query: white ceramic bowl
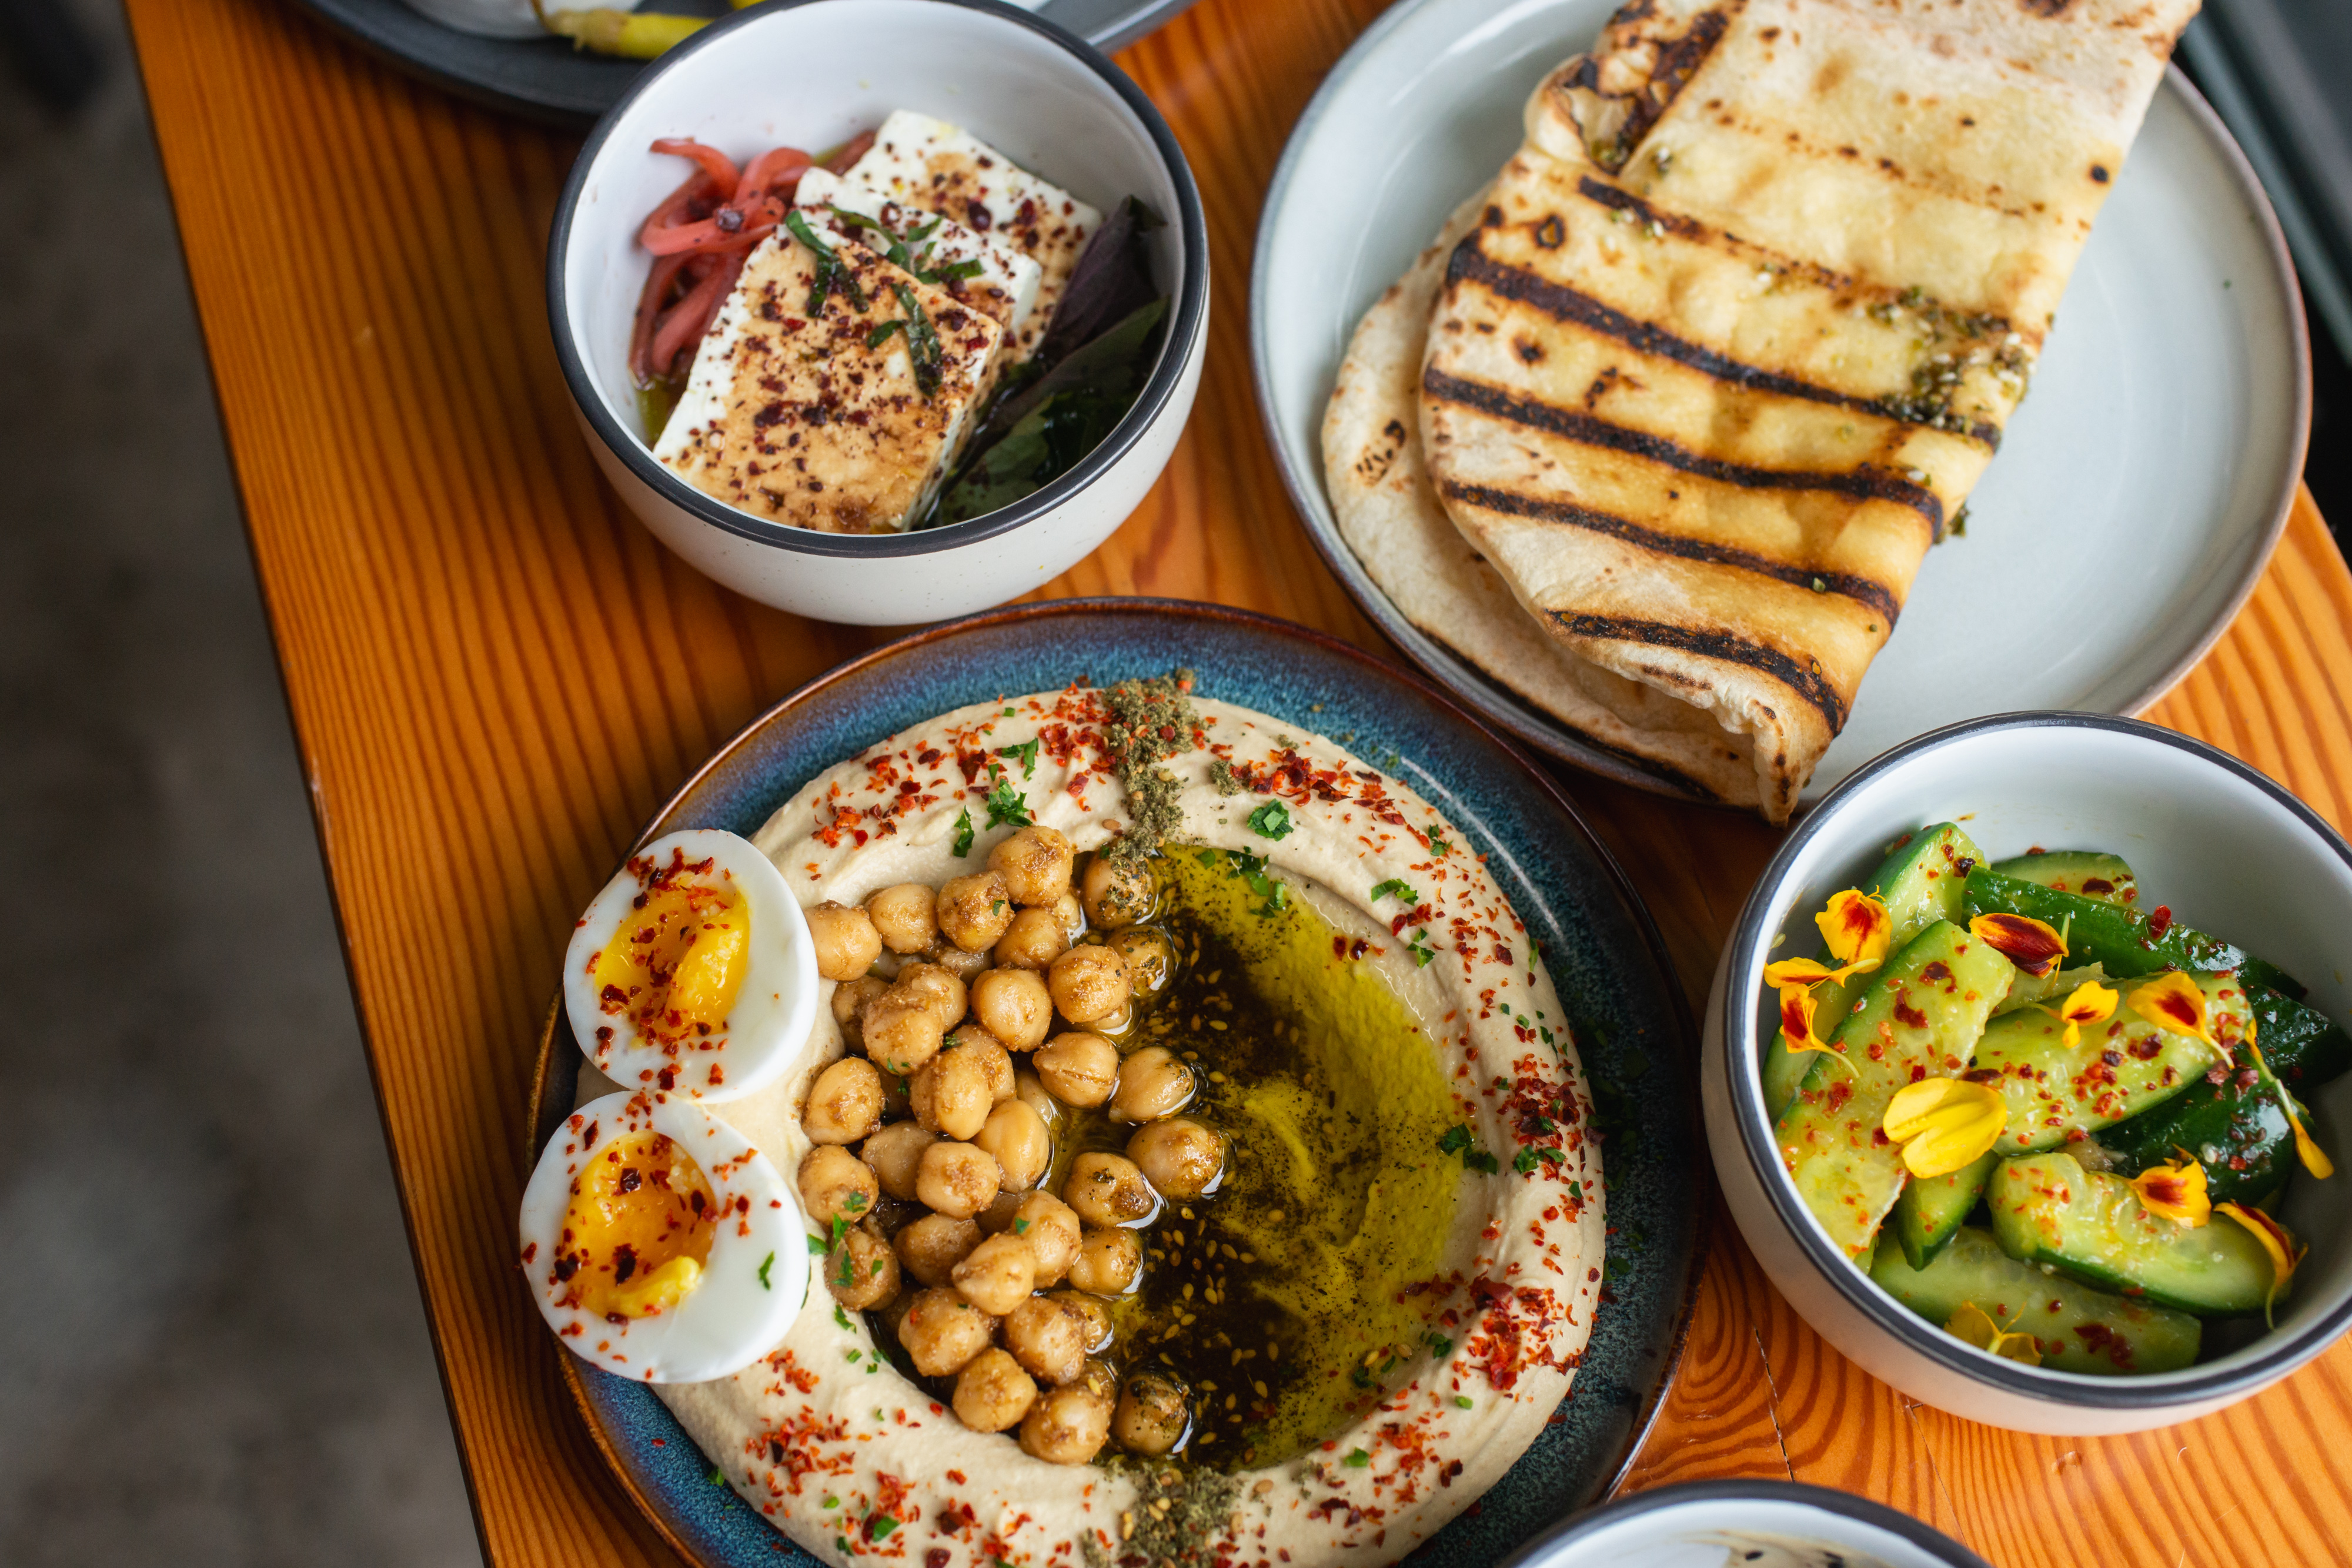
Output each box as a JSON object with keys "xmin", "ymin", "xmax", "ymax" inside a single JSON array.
[
  {"xmin": 548, "ymin": 0, "xmax": 1208, "ymax": 625},
  {"xmin": 1703, "ymin": 713, "xmax": 2352, "ymax": 1434},
  {"xmin": 1499, "ymin": 1480, "xmax": 1989, "ymax": 1568}
]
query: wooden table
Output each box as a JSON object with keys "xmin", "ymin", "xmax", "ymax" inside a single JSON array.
[{"xmin": 122, "ymin": 1, "xmax": 2352, "ymax": 1563}]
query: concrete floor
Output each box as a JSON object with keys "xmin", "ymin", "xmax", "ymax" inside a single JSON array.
[{"xmin": 0, "ymin": 4, "xmax": 482, "ymax": 1563}]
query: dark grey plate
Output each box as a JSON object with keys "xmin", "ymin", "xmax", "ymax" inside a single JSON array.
[
  {"xmin": 293, "ymin": 0, "xmax": 1200, "ymax": 128},
  {"xmin": 528, "ymin": 598, "xmax": 1702, "ymax": 1567}
]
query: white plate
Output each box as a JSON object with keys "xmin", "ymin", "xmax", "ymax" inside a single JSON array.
[{"xmin": 1251, "ymin": 0, "xmax": 2310, "ymax": 807}]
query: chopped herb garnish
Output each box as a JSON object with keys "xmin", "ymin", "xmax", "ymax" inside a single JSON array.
[
  {"xmin": 951, "ymin": 805, "xmax": 975, "ymax": 857},
  {"xmin": 834, "ymin": 1304, "xmax": 853, "ymax": 1331},
  {"xmin": 1437, "ymin": 1125, "xmax": 1473, "ymax": 1155},
  {"xmin": 830, "ymin": 1215, "xmax": 851, "ymax": 1248},
  {"xmin": 1245, "ymin": 800, "xmax": 1292, "ymax": 840},
  {"xmin": 1207, "ymin": 757, "xmax": 1242, "ymax": 796},
  {"xmin": 865, "ymin": 317, "xmax": 906, "ymax": 349},
  {"xmin": 1342, "ymin": 1449, "xmax": 1371, "ymax": 1468},
  {"xmin": 1369, "ymin": 878, "xmax": 1418, "ymax": 904},
  {"xmin": 1012, "ymin": 1218, "xmax": 1030, "ymax": 1235},
  {"xmin": 832, "ymin": 1248, "xmax": 855, "ymax": 1290},
  {"xmin": 888, "ymin": 280, "xmax": 945, "ymax": 397},
  {"xmin": 757, "ymin": 1251, "xmax": 776, "ymax": 1289},
  {"xmin": 867, "ymin": 1515, "xmax": 899, "ymax": 1541},
  {"xmin": 1454, "ymin": 1395, "xmax": 1475, "ymax": 1409},
  {"xmin": 783, "ymin": 209, "xmax": 866, "ymax": 315},
  {"xmin": 1426, "ymin": 831, "xmax": 1453, "ymax": 857},
  {"xmin": 984, "ymin": 776, "xmax": 1033, "ymax": 829},
  {"xmin": 806, "ymin": 1233, "xmax": 828, "ymax": 1255},
  {"xmin": 1464, "ymin": 1150, "xmax": 1501, "ymax": 1175},
  {"xmin": 1408, "ymin": 931, "xmax": 1438, "ymax": 967},
  {"xmin": 707, "ymin": 1462, "xmax": 727, "ymax": 1486},
  {"xmin": 998, "ymin": 737, "xmax": 1041, "ymax": 778},
  {"xmin": 822, "ymin": 1496, "xmax": 840, "ymax": 1510},
  {"xmin": 842, "ymin": 1190, "xmax": 867, "ymax": 1214},
  {"xmin": 1425, "ymin": 1332, "xmax": 1454, "ymax": 1359}
]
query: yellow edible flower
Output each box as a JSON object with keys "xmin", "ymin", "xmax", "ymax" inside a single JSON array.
[
  {"xmin": 2127, "ymin": 971, "xmax": 2219, "ymax": 1052},
  {"xmin": 1817, "ymin": 890, "xmax": 1893, "ymax": 975},
  {"xmin": 2217, "ymin": 1202, "xmax": 2306, "ymax": 1325},
  {"xmin": 2043, "ymin": 979, "xmax": 2117, "ymax": 1048},
  {"xmin": 2245, "ymin": 1038, "xmax": 2334, "ymax": 1180},
  {"xmin": 1967, "ymin": 912, "xmax": 2067, "ymax": 977},
  {"xmin": 2129, "ymin": 1155, "xmax": 2210, "ymax": 1226},
  {"xmin": 1882, "ymin": 1077, "xmax": 2009, "ymax": 1178},
  {"xmin": 1946, "ymin": 1301, "xmax": 2043, "ymax": 1365}
]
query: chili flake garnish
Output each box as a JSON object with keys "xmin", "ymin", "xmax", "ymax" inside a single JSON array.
[
  {"xmin": 2129, "ymin": 1154, "xmax": 2210, "ymax": 1225},
  {"xmin": 1882, "ymin": 1076, "xmax": 2007, "ymax": 1176},
  {"xmin": 2127, "ymin": 971, "xmax": 2220, "ymax": 1054},
  {"xmin": 1945, "ymin": 1300, "xmax": 2043, "ymax": 1365},
  {"xmin": 1968, "ymin": 912, "xmax": 2067, "ymax": 977},
  {"xmin": 2040, "ymin": 978, "xmax": 2117, "ymax": 1047},
  {"xmin": 2217, "ymin": 1202, "xmax": 2305, "ymax": 1324}
]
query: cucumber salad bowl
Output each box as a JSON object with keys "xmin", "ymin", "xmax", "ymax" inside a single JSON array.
[{"xmin": 1703, "ymin": 713, "xmax": 2352, "ymax": 1435}]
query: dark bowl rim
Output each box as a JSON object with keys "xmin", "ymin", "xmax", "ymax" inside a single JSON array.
[
  {"xmin": 1495, "ymin": 1477, "xmax": 1994, "ymax": 1568},
  {"xmin": 544, "ymin": 0, "xmax": 1211, "ymax": 561},
  {"xmin": 1720, "ymin": 708, "xmax": 2352, "ymax": 1408}
]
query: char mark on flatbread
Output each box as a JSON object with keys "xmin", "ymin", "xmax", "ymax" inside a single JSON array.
[
  {"xmin": 1420, "ymin": 367, "xmax": 1947, "ymax": 534},
  {"xmin": 1437, "ymin": 477, "xmax": 1903, "ymax": 626},
  {"xmin": 1553, "ymin": 611, "xmax": 1846, "ymax": 730},
  {"xmin": 1446, "ymin": 237, "xmax": 2002, "ymax": 450}
]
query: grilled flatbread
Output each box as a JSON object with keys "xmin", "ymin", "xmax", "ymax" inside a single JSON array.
[
  {"xmin": 1325, "ymin": 196, "xmax": 1764, "ymax": 806},
  {"xmin": 1419, "ymin": 0, "xmax": 2199, "ymax": 819}
]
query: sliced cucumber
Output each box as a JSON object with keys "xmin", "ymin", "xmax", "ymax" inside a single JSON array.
[
  {"xmin": 1763, "ymin": 823, "xmax": 1984, "ymax": 1116},
  {"xmin": 1870, "ymin": 1225, "xmax": 2201, "ymax": 1375},
  {"xmin": 1975, "ymin": 972, "xmax": 2250, "ymax": 1155},
  {"xmin": 1890, "ymin": 1149, "xmax": 1996, "ymax": 1271},
  {"xmin": 1960, "ymin": 867, "xmax": 2301, "ymax": 998},
  {"xmin": 2094, "ymin": 985, "xmax": 2352, "ymax": 1204},
  {"xmin": 1989, "ymin": 850, "xmax": 2138, "ymax": 908},
  {"xmin": 1774, "ymin": 921, "xmax": 2014, "ymax": 1258},
  {"xmin": 1987, "ymin": 1152, "xmax": 2282, "ymax": 1316},
  {"xmin": 1993, "ymin": 962, "xmax": 2110, "ymax": 1017}
]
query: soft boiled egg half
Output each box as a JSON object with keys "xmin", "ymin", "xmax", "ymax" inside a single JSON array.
[
  {"xmin": 519, "ymin": 1090, "xmax": 806, "ymax": 1382},
  {"xmin": 564, "ymin": 828, "xmax": 816, "ymax": 1103}
]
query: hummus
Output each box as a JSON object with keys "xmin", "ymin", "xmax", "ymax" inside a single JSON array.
[{"xmin": 653, "ymin": 679, "xmax": 1605, "ymax": 1566}]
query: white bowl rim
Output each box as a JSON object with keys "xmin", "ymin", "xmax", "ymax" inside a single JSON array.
[
  {"xmin": 1719, "ymin": 710, "xmax": 2352, "ymax": 1409},
  {"xmin": 1496, "ymin": 1478, "xmax": 1993, "ymax": 1568},
  {"xmin": 544, "ymin": 0, "xmax": 1210, "ymax": 560}
]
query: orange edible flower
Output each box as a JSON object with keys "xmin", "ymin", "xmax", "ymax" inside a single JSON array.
[
  {"xmin": 1817, "ymin": 890, "xmax": 1893, "ymax": 974},
  {"xmin": 2127, "ymin": 971, "xmax": 2220, "ymax": 1054},
  {"xmin": 1764, "ymin": 968, "xmax": 1853, "ymax": 1077},
  {"xmin": 1883, "ymin": 1077, "xmax": 2009, "ymax": 1177},
  {"xmin": 2129, "ymin": 1155, "xmax": 2210, "ymax": 1225},
  {"xmin": 1968, "ymin": 912, "xmax": 2067, "ymax": 977},
  {"xmin": 1946, "ymin": 1300, "xmax": 2044, "ymax": 1365},
  {"xmin": 2217, "ymin": 1202, "xmax": 2306, "ymax": 1325},
  {"xmin": 2043, "ymin": 979, "xmax": 2117, "ymax": 1048},
  {"xmin": 2246, "ymin": 1038, "xmax": 2334, "ymax": 1180}
]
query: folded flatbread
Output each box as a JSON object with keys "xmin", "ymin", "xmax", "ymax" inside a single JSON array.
[{"xmin": 1406, "ymin": 0, "xmax": 2198, "ymax": 819}]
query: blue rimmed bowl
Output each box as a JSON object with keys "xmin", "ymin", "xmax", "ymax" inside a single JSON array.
[{"xmin": 529, "ymin": 597, "xmax": 1700, "ymax": 1566}]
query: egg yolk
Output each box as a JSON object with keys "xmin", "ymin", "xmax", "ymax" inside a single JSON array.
[
  {"xmin": 557, "ymin": 1131, "xmax": 717, "ymax": 1319},
  {"xmin": 594, "ymin": 854, "xmax": 750, "ymax": 1047}
]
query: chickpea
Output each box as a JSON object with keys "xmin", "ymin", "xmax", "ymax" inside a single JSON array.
[
  {"xmin": 927, "ymin": 942, "xmax": 992, "ymax": 982},
  {"xmin": 946, "ymin": 1027, "xmax": 1016, "ymax": 1103},
  {"xmin": 1108, "ymin": 927, "xmax": 1177, "ymax": 1001},
  {"xmin": 1108, "ymin": 1045, "xmax": 1193, "ymax": 1124},
  {"xmin": 910, "ymin": 1045, "xmax": 993, "ymax": 1141},
  {"xmin": 1033, "ymin": 1032, "xmax": 1118, "ymax": 1108},
  {"xmin": 1051, "ymin": 892, "xmax": 1085, "ymax": 941},
  {"xmin": 823, "ymin": 1222, "xmax": 898, "ymax": 1310},
  {"xmin": 951, "ymin": 1348, "xmax": 1038, "ymax": 1434},
  {"xmin": 1010, "ymin": 1192, "xmax": 1081, "ymax": 1287},
  {"xmin": 1048, "ymin": 944, "xmax": 1131, "ymax": 1025},
  {"xmin": 861, "ymin": 997, "xmax": 944, "ymax": 1077},
  {"xmin": 974, "ymin": 1099, "xmax": 1052, "ymax": 1191},
  {"xmin": 865, "ymin": 882, "xmax": 940, "ymax": 954},
  {"xmin": 951, "ymin": 1231, "xmax": 1037, "ymax": 1315},
  {"xmin": 917, "ymin": 1140, "xmax": 1003, "ymax": 1219},
  {"xmin": 1067, "ymin": 1226, "xmax": 1143, "ymax": 1295},
  {"xmin": 830, "ymin": 974, "xmax": 888, "ymax": 1051},
  {"xmin": 1063, "ymin": 1152, "xmax": 1157, "ymax": 1228},
  {"xmin": 1048, "ymin": 1290, "xmax": 1114, "ymax": 1353},
  {"xmin": 893, "ymin": 1213, "xmax": 978, "ymax": 1287},
  {"xmin": 1127, "ymin": 1118, "xmax": 1225, "ymax": 1200},
  {"xmin": 1114, "ymin": 1370, "xmax": 1191, "ymax": 1456},
  {"xmin": 806, "ymin": 901, "xmax": 883, "ymax": 982},
  {"xmin": 970, "ymin": 967, "xmax": 1053, "ymax": 1051},
  {"xmin": 796, "ymin": 1145, "xmax": 878, "ymax": 1227},
  {"xmin": 1001, "ymin": 1294, "xmax": 1088, "ymax": 1385},
  {"xmin": 862, "ymin": 1121, "xmax": 936, "ymax": 1202},
  {"xmin": 1019, "ymin": 1382, "xmax": 1114, "ymax": 1465},
  {"xmin": 937, "ymin": 872, "xmax": 1016, "ymax": 953},
  {"xmin": 975, "ymin": 1188, "xmax": 1026, "ymax": 1235},
  {"xmin": 1080, "ymin": 855, "xmax": 1154, "ymax": 929},
  {"xmin": 989, "ymin": 826, "xmax": 1076, "ymax": 907},
  {"xmin": 1013, "ymin": 1068, "xmax": 1064, "ymax": 1131},
  {"xmin": 891, "ymin": 962, "xmax": 967, "ymax": 1031},
  {"xmin": 898, "ymin": 1287, "xmax": 997, "ymax": 1378},
  {"xmin": 993, "ymin": 906, "xmax": 1070, "ymax": 970},
  {"xmin": 804, "ymin": 1057, "xmax": 886, "ymax": 1145}
]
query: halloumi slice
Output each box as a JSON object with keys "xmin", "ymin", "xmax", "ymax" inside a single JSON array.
[{"xmin": 795, "ymin": 166, "xmax": 1042, "ymax": 344}]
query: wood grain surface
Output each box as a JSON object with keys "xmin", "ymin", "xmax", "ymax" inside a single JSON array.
[{"xmin": 120, "ymin": 0, "xmax": 2352, "ymax": 1564}]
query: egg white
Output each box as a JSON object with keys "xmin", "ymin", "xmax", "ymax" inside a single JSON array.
[
  {"xmin": 519, "ymin": 1090, "xmax": 808, "ymax": 1383},
  {"xmin": 563, "ymin": 828, "xmax": 817, "ymax": 1104}
]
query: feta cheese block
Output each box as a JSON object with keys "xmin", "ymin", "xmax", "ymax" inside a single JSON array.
[
  {"xmin": 794, "ymin": 166, "xmax": 1041, "ymax": 343},
  {"xmin": 843, "ymin": 111, "xmax": 1101, "ymax": 360},
  {"xmin": 651, "ymin": 230, "xmax": 1002, "ymax": 534}
]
